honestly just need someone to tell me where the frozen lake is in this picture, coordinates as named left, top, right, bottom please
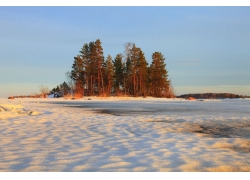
left=0, top=98, right=250, bottom=171
left=49, top=99, right=250, bottom=139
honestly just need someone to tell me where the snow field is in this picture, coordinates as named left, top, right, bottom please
left=0, top=98, right=249, bottom=171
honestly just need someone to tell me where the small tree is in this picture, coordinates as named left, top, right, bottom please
left=166, top=79, right=176, bottom=98
left=60, top=81, right=70, bottom=96
left=65, top=71, right=75, bottom=96
left=38, top=85, right=49, bottom=98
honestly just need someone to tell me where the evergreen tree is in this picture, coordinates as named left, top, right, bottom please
left=130, top=44, right=139, bottom=96
left=88, top=41, right=97, bottom=95
left=70, top=55, right=84, bottom=97
left=124, top=56, right=132, bottom=95
left=150, top=52, right=169, bottom=97
left=103, top=55, right=114, bottom=96
left=123, top=42, right=134, bottom=96
left=146, top=66, right=152, bottom=96
left=129, top=44, right=147, bottom=96
left=79, top=43, right=90, bottom=95
left=113, top=54, right=124, bottom=95
left=68, top=39, right=173, bottom=98
left=55, top=85, right=60, bottom=93
left=60, top=81, right=70, bottom=96
left=94, top=39, right=104, bottom=95
left=137, top=49, right=148, bottom=96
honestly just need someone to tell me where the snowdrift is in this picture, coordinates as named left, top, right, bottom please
left=0, top=103, right=42, bottom=120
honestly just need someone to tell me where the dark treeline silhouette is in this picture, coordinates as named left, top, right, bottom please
left=8, top=95, right=44, bottom=99
left=51, top=39, right=174, bottom=98
left=178, top=93, right=249, bottom=99
left=50, top=81, right=70, bottom=97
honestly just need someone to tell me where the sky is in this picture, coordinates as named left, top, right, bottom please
left=0, top=3, right=250, bottom=97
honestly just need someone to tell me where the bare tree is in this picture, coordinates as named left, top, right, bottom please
left=166, top=79, right=176, bottom=98
left=38, top=85, right=49, bottom=98
left=123, top=42, right=134, bottom=60
left=65, top=71, right=75, bottom=96
left=123, top=42, right=134, bottom=96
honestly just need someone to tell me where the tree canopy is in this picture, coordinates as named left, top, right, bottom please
left=52, top=39, right=174, bottom=98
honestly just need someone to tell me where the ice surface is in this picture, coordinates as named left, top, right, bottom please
left=0, top=97, right=249, bottom=172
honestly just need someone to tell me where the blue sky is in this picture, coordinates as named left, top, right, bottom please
left=0, top=6, right=250, bottom=97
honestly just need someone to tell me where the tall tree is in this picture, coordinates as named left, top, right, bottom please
left=68, top=39, right=172, bottom=98
left=123, top=42, right=134, bottom=96
left=129, top=44, right=147, bottom=96
left=137, top=49, right=148, bottom=96
left=113, top=53, right=124, bottom=95
left=150, top=52, right=169, bottom=97
left=103, top=54, right=114, bottom=96
left=70, top=55, right=84, bottom=97
left=95, top=39, right=104, bottom=95
left=130, top=44, right=139, bottom=96
left=88, top=41, right=97, bottom=95
left=79, top=43, right=90, bottom=95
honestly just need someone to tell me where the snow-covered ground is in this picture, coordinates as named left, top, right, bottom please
left=0, top=97, right=250, bottom=172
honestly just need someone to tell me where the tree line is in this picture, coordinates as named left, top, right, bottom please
left=178, top=93, right=249, bottom=99
left=51, top=39, right=174, bottom=98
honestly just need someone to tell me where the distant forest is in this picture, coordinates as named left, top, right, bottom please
left=178, top=93, right=250, bottom=99
left=51, top=39, right=175, bottom=98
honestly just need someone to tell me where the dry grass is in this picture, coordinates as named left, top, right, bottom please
left=63, top=94, right=74, bottom=99
left=99, top=92, right=111, bottom=98
left=72, top=92, right=83, bottom=99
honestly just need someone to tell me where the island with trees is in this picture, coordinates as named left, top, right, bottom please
left=7, top=39, right=249, bottom=100
left=50, top=39, right=175, bottom=98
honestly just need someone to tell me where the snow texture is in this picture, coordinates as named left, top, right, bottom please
left=0, top=97, right=250, bottom=172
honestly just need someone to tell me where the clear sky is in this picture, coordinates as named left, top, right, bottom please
left=0, top=5, right=250, bottom=97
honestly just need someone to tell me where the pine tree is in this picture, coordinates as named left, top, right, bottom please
left=123, top=42, right=133, bottom=96
left=130, top=44, right=139, bottom=96
left=103, top=55, right=114, bottom=96
left=95, top=39, right=104, bottom=95
left=150, top=52, right=169, bottom=97
left=137, top=50, right=148, bottom=96
left=129, top=44, right=147, bottom=96
left=146, top=66, right=152, bottom=96
left=68, top=39, right=173, bottom=98
left=79, top=43, right=90, bottom=95
left=113, top=54, right=124, bottom=95
left=70, top=55, right=84, bottom=97
left=88, top=41, right=97, bottom=95
left=60, top=81, right=70, bottom=96
left=124, top=57, right=132, bottom=95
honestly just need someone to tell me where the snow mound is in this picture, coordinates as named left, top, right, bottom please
left=27, top=110, right=42, bottom=116
left=0, top=104, right=24, bottom=111
left=0, top=104, right=42, bottom=119
left=197, top=99, right=221, bottom=101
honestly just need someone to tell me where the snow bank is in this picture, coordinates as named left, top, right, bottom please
left=0, top=103, right=42, bottom=120
left=197, top=99, right=221, bottom=101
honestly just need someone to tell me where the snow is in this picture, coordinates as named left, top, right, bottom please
left=0, top=97, right=250, bottom=172
left=47, top=94, right=55, bottom=98
left=0, top=103, right=42, bottom=120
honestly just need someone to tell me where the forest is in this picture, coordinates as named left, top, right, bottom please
left=51, top=39, right=175, bottom=98
left=178, top=93, right=249, bottom=99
